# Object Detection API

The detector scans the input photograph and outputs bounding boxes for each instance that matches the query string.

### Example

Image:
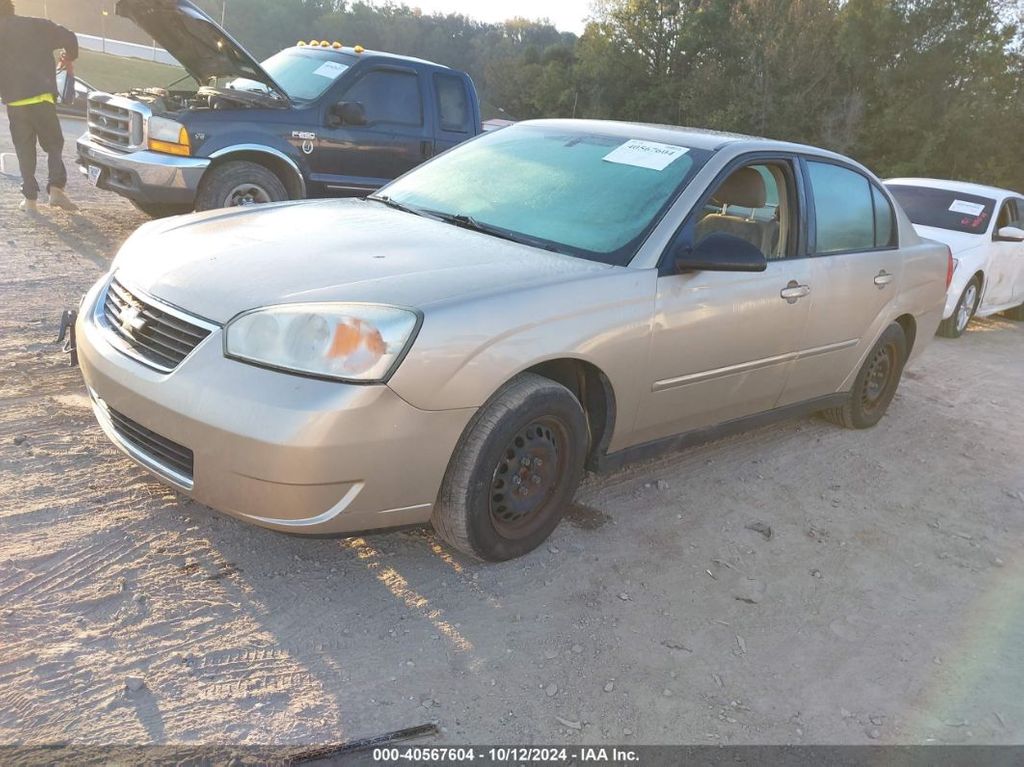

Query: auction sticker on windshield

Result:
[603,139,689,171]
[313,61,347,79]
[949,199,987,217]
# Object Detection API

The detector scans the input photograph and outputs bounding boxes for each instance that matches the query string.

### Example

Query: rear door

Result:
[779,159,903,406]
[632,155,813,446]
[312,66,432,195]
[430,72,478,155]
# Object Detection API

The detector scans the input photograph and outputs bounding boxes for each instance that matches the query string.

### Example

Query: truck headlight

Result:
[224,303,420,382]
[148,116,191,156]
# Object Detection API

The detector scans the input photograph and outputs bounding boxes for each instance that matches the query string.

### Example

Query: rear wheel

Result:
[938,278,980,338]
[131,200,193,218]
[432,373,588,562]
[822,323,907,430]
[194,160,288,212]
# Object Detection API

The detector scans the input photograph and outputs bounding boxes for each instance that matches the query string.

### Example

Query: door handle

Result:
[780,281,811,303]
[874,270,894,288]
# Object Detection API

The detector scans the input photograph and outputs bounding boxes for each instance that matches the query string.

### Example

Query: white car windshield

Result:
[227,50,354,102]
[376,125,710,265]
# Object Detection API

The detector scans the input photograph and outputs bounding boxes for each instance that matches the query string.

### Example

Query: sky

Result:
[404,0,594,34]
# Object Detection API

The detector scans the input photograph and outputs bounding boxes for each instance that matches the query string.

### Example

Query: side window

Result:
[434,74,471,133]
[694,162,793,261]
[342,70,422,127]
[996,199,1021,230]
[872,185,897,248]
[807,161,875,254]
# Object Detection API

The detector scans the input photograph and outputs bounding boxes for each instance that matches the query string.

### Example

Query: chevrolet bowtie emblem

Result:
[120,305,147,335]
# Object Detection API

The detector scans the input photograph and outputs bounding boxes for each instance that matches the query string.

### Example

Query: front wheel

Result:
[938,278,980,338]
[433,373,588,562]
[822,323,907,430]
[194,160,288,212]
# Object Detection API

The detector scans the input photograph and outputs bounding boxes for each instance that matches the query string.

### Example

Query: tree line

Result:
[31,0,1024,190]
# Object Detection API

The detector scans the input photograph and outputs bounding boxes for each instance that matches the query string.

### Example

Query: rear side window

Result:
[343,70,422,126]
[435,74,471,133]
[808,161,875,254]
[872,185,897,248]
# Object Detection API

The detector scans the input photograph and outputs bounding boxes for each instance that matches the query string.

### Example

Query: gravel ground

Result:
[1,119,1023,748]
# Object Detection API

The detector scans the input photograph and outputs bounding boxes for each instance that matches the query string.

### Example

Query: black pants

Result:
[7,100,66,201]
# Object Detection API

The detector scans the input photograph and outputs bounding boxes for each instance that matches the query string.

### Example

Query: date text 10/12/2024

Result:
[372,747,640,764]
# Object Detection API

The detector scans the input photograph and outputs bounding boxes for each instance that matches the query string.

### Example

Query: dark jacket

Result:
[0,15,79,105]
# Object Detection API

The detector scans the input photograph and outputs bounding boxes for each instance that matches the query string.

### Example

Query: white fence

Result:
[77,33,178,66]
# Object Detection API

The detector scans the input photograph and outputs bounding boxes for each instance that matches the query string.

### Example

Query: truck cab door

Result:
[311,66,431,196]
[429,72,478,154]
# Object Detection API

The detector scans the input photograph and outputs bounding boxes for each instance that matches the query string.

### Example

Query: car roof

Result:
[293,45,448,69]
[517,119,852,158]
[886,177,1021,200]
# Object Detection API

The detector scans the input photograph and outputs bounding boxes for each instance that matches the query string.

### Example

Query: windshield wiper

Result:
[367,195,430,218]
[432,212,564,253]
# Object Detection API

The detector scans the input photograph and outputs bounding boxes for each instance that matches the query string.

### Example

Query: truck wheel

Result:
[194,161,288,212]
[131,200,193,218]
[937,278,980,338]
[822,323,907,430]
[432,373,588,562]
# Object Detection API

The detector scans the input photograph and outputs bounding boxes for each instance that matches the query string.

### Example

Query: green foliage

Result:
[57,0,1021,188]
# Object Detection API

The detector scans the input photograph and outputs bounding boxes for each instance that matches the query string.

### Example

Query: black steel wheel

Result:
[823,322,907,430]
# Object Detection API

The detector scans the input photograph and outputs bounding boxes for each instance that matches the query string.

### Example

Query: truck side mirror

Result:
[330,101,367,127]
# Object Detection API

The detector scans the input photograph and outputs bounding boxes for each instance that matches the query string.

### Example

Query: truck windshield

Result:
[887,184,995,235]
[376,125,710,265]
[227,50,355,102]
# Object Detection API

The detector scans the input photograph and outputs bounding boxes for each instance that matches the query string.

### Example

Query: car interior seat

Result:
[696,167,781,259]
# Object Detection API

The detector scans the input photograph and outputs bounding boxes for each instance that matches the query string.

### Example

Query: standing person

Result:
[0,0,79,214]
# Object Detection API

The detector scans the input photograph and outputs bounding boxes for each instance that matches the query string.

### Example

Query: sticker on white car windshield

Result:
[948,199,986,217]
[603,140,689,171]
[312,61,347,79]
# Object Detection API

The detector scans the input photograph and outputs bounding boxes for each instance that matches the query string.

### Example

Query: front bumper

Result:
[76,134,209,206]
[76,277,475,535]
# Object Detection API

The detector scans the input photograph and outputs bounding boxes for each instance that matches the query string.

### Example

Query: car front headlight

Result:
[224,303,420,382]
[148,116,191,156]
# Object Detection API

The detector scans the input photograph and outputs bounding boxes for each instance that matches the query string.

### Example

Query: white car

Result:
[886,178,1024,337]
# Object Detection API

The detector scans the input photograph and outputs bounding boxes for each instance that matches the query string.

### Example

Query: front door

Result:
[780,160,905,405]
[633,158,812,446]
[985,198,1024,309]
[312,66,430,195]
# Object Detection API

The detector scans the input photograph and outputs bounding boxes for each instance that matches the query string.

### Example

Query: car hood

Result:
[114,199,612,324]
[911,225,985,256]
[116,0,288,100]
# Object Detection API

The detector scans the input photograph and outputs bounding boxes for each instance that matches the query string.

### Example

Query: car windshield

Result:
[376,125,711,264]
[227,50,355,101]
[887,184,995,235]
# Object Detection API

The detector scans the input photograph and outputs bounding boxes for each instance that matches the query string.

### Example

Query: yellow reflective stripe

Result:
[8,93,56,107]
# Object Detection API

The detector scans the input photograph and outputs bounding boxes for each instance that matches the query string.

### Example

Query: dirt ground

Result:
[1,119,1023,749]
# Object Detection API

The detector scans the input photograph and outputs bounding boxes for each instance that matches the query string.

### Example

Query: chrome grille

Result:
[104,403,195,484]
[102,278,213,371]
[87,93,144,150]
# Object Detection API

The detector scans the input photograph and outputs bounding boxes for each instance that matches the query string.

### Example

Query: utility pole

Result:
[101,9,109,54]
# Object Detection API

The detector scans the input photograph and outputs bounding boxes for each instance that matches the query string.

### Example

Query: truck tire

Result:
[822,323,907,430]
[194,160,288,212]
[131,200,193,218]
[432,373,588,562]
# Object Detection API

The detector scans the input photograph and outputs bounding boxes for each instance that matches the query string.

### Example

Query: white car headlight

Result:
[224,303,420,382]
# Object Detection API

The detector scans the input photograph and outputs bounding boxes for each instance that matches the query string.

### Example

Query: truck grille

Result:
[102,278,214,371]
[105,404,195,484]
[87,93,144,150]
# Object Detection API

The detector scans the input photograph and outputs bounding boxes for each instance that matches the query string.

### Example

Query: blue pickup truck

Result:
[77,0,483,216]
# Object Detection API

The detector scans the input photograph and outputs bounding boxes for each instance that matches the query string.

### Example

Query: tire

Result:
[822,323,907,430]
[432,373,588,562]
[937,278,980,338]
[1002,303,1024,321]
[194,160,288,212]
[130,200,193,218]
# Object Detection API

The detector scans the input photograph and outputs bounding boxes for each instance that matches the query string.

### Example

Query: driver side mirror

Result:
[996,226,1024,242]
[329,101,367,127]
[675,232,768,273]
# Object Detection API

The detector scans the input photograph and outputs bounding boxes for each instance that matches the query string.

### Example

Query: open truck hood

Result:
[116,0,289,101]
